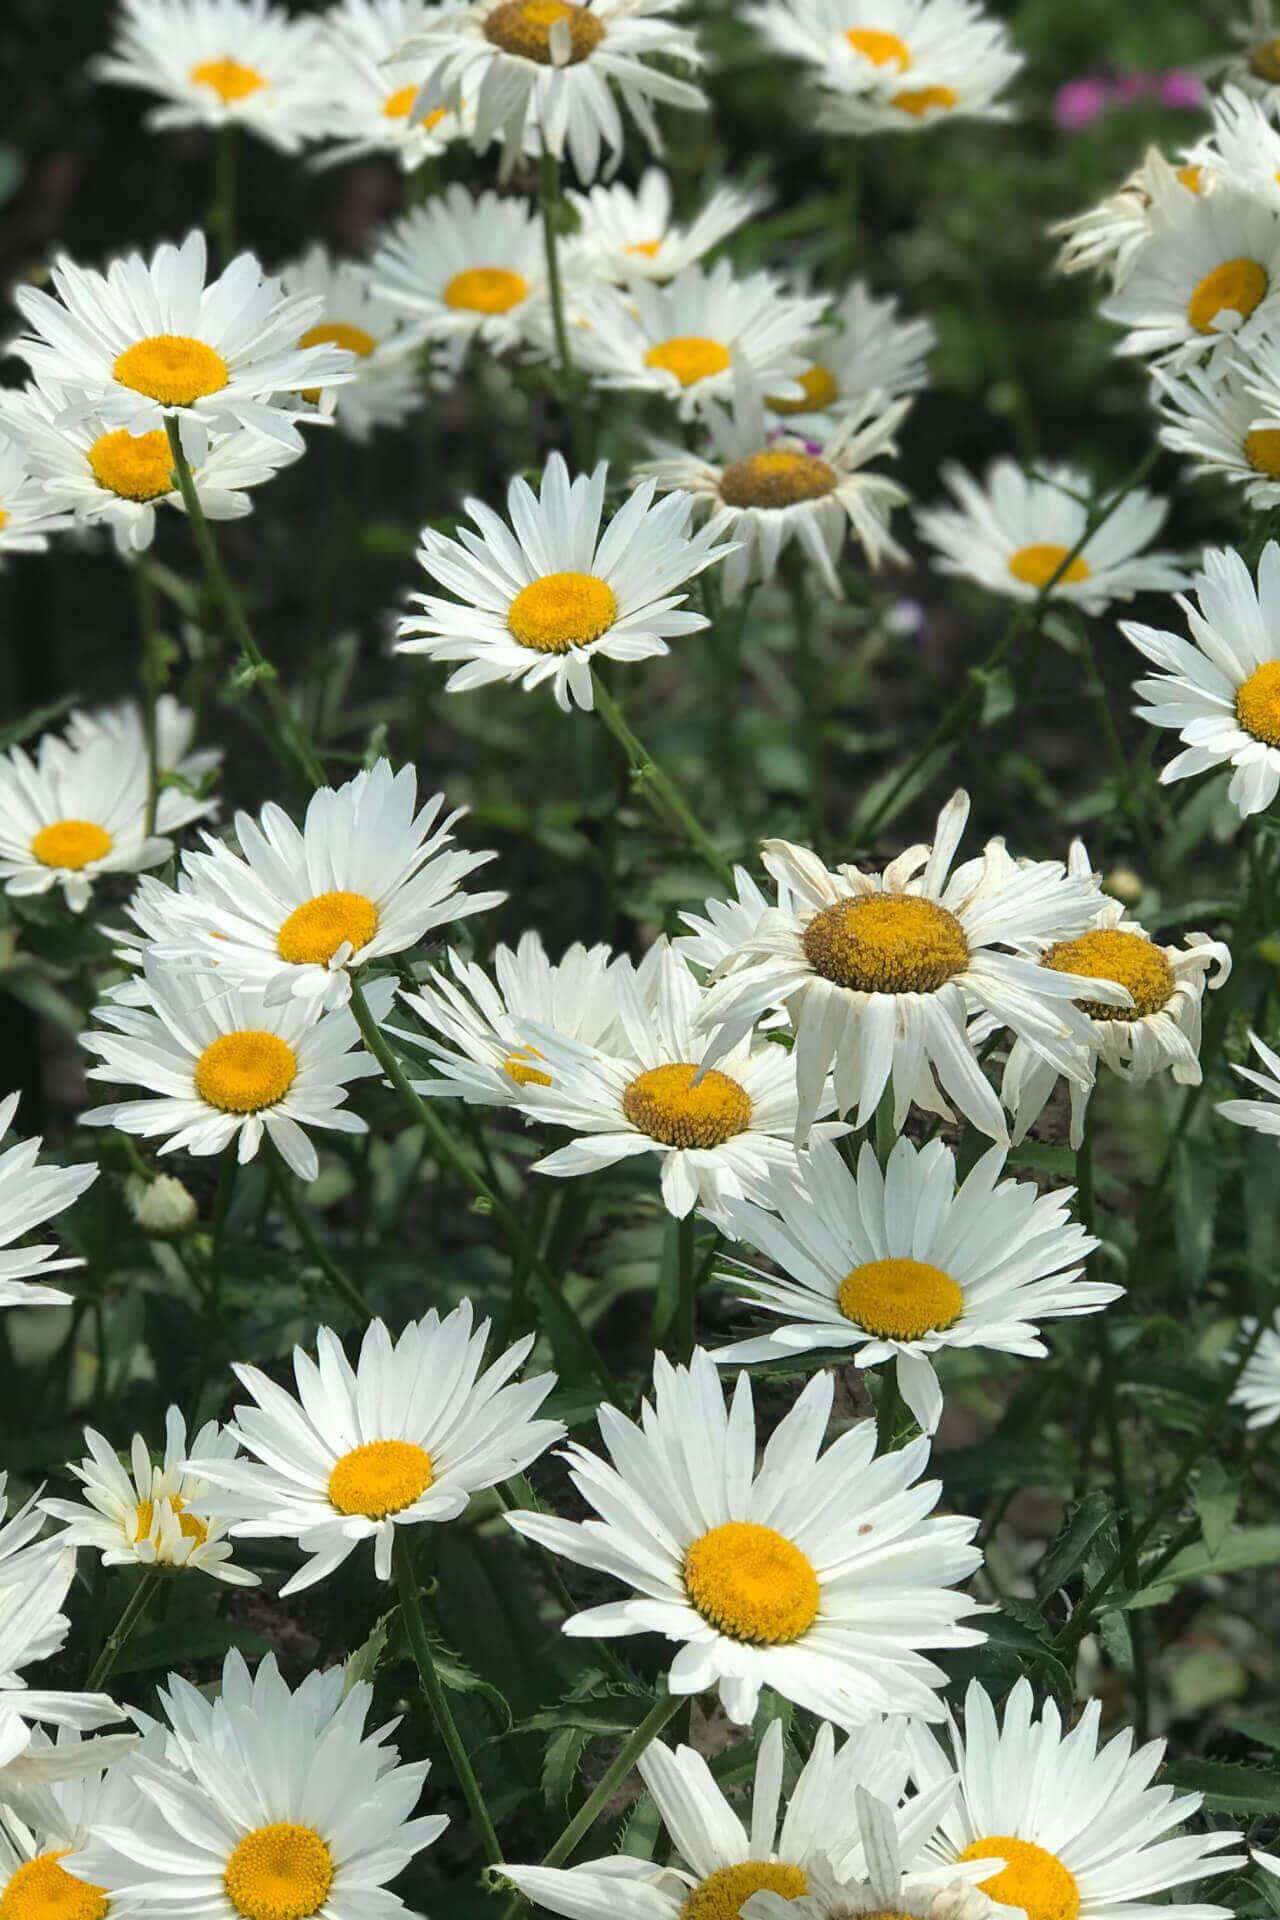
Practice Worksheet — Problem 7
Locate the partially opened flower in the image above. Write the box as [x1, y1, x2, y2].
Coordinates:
[0, 439, 73, 557]
[279, 248, 435, 443]
[566, 170, 771, 284]
[370, 187, 548, 350]
[1101, 181, 1280, 366]
[507, 1348, 985, 1727]
[0, 1094, 98, 1309]
[1227, 1310, 1280, 1427]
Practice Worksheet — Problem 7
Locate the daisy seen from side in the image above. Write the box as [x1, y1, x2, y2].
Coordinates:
[0, 440, 73, 557]
[279, 248, 436, 443]
[1225, 1309, 1280, 1427]
[762, 281, 936, 440]
[1100, 182, 1280, 367]
[0, 1094, 98, 1309]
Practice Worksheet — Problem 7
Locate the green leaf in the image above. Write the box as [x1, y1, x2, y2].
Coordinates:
[1126, 1527, 1280, 1607]
[113, 1619, 270, 1677]
[1163, 1759, 1280, 1815]
[542, 1722, 594, 1809]
[0, 695, 75, 753]
[1035, 1493, 1114, 1606]
[343, 1613, 391, 1694]
[1227, 1719, 1280, 1754]
[1192, 1460, 1241, 1559]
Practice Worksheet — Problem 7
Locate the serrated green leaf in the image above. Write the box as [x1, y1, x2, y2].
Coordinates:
[1035, 1493, 1113, 1606]
[1163, 1759, 1280, 1815]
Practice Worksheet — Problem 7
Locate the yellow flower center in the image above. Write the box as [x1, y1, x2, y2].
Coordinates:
[644, 335, 732, 388]
[134, 1493, 209, 1549]
[0, 510, 7, 529]
[959, 1839, 1081, 1920]
[30, 820, 113, 870]
[224, 1825, 333, 1920]
[87, 427, 174, 501]
[720, 449, 838, 509]
[846, 26, 911, 68]
[0, 1852, 109, 1920]
[802, 895, 969, 994]
[1007, 543, 1091, 589]
[1177, 164, 1203, 194]
[1042, 927, 1174, 1021]
[327, 1439, 434, 1517]
[190, 56, 267, 102]
[194, 1031, 298, 1113]
[276, 890, 379, 966]
[684, 1521, 820, 1644]
[443, 266, 530, 314]
[1245, 428, 1280, 479]
[507, 570, 618, 653]
[1186, 258, 1269, 334]
[767, 363, 841, 414]
[625, 238, 664, 258]
[504, 1046, 552, 1087]
[891, 84, 957, 115]
[838, 1257, 964, 1339]
[382, 85, 448, 127]
[298, 321, 377, 359]
[621, 1061, 753, 1148]
[678, 1865, 809, 1920]
[1251, 34, 1280, 82]
[114, 335, 229, 407]
[1237, 658, 1280, 744]
[484, 0, 605, 63]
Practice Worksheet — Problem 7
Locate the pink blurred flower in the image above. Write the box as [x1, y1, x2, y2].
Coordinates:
[1159, 68, 1208, 108]
[1113, 71, 1154, 103]
[1053, 76, 1111, 130]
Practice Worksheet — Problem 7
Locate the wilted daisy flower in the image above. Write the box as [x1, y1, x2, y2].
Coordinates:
[1101, 183, 1280, 367]
[712, 1133, 1116, 1434]
[1001, 838, 1231, 1147]
[1192, 86, 1280, 208]
[392, 0, 706, 182]
[508, 1349, 984, 1726]
[397, 931, 627, 1107]
[279, 248, 434, 443]
[167, 758, 502, 1010]
[188, 1305, 562, 1593]
[744, 1797, 1003, 1920]
[11, 233, 354, 445]
[0, 1544, 124, 1765]
[1121, 541, 1280, 817]
[763, 282, 936, 439]
[574, 264, 830, 419]
[1051, 149, 1204, 290]
[916, 459, 1185, 613]
[1218, 1029, 1280, 1143]
[93, 0, 328, 151]
[41, 1406, 256, 1587]
[1154, 354, 1280, 508]
[80, 959, 392, 1182]
[66, 694, 222, 795]
[370, 187, 547, 351]
[0, 440, 73, 557]
[397, 453, 735, 711]
[312, 0, 471, 171]
[696, 791, 1122, 1145]
[566, 170, 771, 284]
[0, 1095, 97, 1310]
[68, 1648, 447, 1920]
[639, 381, 908, 601]
[907, 1678, 1243, 1920]
[1226, 1309, 1280, 1426]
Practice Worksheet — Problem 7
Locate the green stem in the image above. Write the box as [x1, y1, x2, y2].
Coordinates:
[394, 1534, 503, 1867]
[539, 149, 574, 387]
[538, 1689, 683, 1870]
[875, 1365, 900, 1452]
[267, 1146, 373, 1324]
[133, 553, 163, 839]
[85, 1569, 160, 1691]
[1073, 619, 1153, 865]
[592, 680, 734, 888]
[676, 1214, 697, 1360]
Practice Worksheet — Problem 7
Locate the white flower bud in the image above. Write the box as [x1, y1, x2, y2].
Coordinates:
[127, 1174, 198, 1238]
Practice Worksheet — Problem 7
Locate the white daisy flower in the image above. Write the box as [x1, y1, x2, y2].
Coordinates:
[311, 0, 473, 172]
[0, 440, 73, 557]
[1000, 838, 1231, 1148]
[0, 1095, 97, 1310]
[1218, 1028, 1280, 1142]
[1192, 86, 1280, 209]
[392, 0, 706, 183]
[11, 232, 354, 447]
[573, 264, 830, 420]
[565, 169, 771, 285]
[0, 1724, 147, 1920]
[711, 1132, 1117, 1434]
[0, 725, 210, 915]
[0, 1723, 139, 1805]
[1051, 149, 1209, 290]
[1220, 0, 1280, 96]
[907, 1677, 1244, 1920]
[1100, 181, 1280, 368]
[92, 0, 329, 152]
[396, 452, 735, 712]
[743, 1796, 1007, 1920]
[507, 1348, 985, 1727]
[65, 695, 222, 796]
[278, 248, 435, 444]
[68, 1647, 447, 1920]
[79, 959, 393, 1183]
[370, 186, 548, 351]
[161, 758, 503, 1011]
[1154, 353, 1280, 509]
[1226, 1310, 1280, 1426]
[41, 1406, 257, 1588]
[1120, 540, 1280, 818]
[187, 1303, 563, 1594]
[638, 380, 908, 602]
[0, 1542, 124, 1766]
[695, 791, 1124, 1146]
[762, 281, 936, 440]
[396, 930, 628, 1108]
[676, 867, 779, 973]
[915, 458, 1186, 614]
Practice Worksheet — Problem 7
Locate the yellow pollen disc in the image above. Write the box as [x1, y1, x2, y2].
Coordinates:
[504, 1046, 552, 1087]
[114, 334, 229, 407]
[846, 26, 911, 68]
[224, 1824, 333, 1920]
[30, 820, 112, 870]
[507, 570, 618, 653]
[277, 890, 379, 966]
[802, 894, 969, 994]
[1186, 257, 1269, 334]
[621, 1061, 753, 1148]
[959, 1839, 1081, 1920]
[1007, 542, 1090, 589]
[678, 1865, 809, 1920]
[443, 266, 529, 313]
[767, 363, 841, 414]
[87, 427, 174, 502]
[684, 1521, 819, 1645]
[484, 0, 605, 63]
[1245, 428, 1280, 478]
[134, 1494, 209, 1548]
[328, 1439, 434, 1517]
[838, 1257, 964, 1339]
[0, 510, 7, 530]
[1252, 34, 1280, 82]
[625, 238, 664, 258]
[1042, 927, 1174, 1021]
[298, 321, 377, 359]
[383, 84, 449, 126]
[194, 1031, 298, 1113]
[719, 449, 838, 509]
[0, 1852, 109, 1920]
[1237, 657, 1280, 746]
[1176, 164, 1202, 194]
[644, 335, 732, 388]
[190, 56, 267, 102]
[891, 83, 957, 115]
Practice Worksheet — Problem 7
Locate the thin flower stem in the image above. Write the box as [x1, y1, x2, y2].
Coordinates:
[676, 1213, 697, 1360]
[132, 553, 164, 838]
[85, 1568, 160, 1692]
[591, 680, 735, 888]
[875, 1365, 900, 1452]
[267, 1146, 373, 1324]
[495, 1480, 634, 1684]
[539, 149, 574, 386]
[538, 1688, 683, 1869]
[393, 1533, 504, 1867]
